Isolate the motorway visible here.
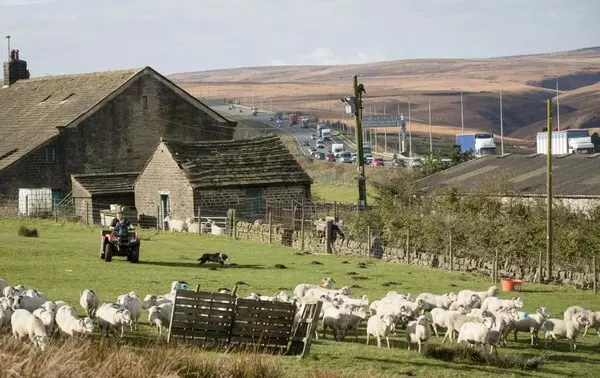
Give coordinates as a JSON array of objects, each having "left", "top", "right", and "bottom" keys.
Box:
[{"left": 207, "top": 101, "right": 394, "bottom": 166}]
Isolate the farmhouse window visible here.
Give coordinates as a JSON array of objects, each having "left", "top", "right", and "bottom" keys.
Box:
[
  {"left": 142, "top": 95, "right": 148, "bottom": 110},
  {"left": 45, "top": 147, "right": 57, "bottom": 163}
]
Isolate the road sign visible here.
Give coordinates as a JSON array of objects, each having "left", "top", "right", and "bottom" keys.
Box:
[{"left": 362, "top": 115, "right": 404, "bottom": 128}]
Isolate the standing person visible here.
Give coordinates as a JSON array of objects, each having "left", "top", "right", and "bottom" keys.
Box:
[
  {"left": 329, "top": 222, "right": 345, "bottom": 253},
  {"left": 371, "top": 232, "right": 383, "bottom": 259}
]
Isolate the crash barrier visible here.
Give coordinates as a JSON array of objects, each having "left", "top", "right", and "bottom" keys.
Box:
[{"left": 167, "top": 289, "right": 304, "bottom": 354}]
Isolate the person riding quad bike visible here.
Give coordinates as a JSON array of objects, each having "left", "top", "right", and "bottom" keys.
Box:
[{"left": 110, "top": 211, "right": 133, "bottom": 234}]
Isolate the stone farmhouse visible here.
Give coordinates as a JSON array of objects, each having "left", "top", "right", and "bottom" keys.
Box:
[
  {"left": 134, "top": 135, "right": 312, "bottom": 224},
  {"left": 0, "top": 49, "right": 237, "bottom": 201}
]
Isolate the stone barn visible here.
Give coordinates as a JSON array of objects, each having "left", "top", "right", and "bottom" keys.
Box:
[
  {"left": 71, "top": 172, "right": 140, "bottom": 224},
  {"left": 134, "top": 135, "right": 312, "bottom": 225}
]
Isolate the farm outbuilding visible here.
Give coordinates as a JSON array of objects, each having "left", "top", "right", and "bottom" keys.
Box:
[
  {"left": 71, "top": 172, "right": 140, "bottom": 224},
  {"left": 134, "top": 135, "right": 312, "bottom": 226},
  {"left": 417, "top": 153, "right": 600, "bottom": 211}
]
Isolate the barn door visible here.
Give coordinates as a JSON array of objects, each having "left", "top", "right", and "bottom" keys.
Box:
[{"left": 246, "top": 187, "right": 263, "bottom": 220}]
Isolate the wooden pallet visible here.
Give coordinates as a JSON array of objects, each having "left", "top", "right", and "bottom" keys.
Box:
[{"left": 286, "top": 300, "right": 323, "bottom": 358}]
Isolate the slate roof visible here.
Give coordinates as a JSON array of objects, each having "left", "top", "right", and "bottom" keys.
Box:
[
  {"left": 161, "top": 135, "right": 312, "bottom": 188},
  {"left": 0, "top": 66, "right": 234, "bottom": 172},
  {"left": 71, "top": 172, "right": 140, "bottom": 195},
  {"left": 417, "top": 153, "right": 600, "bottom": 197}
]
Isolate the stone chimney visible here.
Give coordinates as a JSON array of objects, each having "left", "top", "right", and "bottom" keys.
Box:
[{"left": 3, "top": 49, "right": 30, "bottom": 86}]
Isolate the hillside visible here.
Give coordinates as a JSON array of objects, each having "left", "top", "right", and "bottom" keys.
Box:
[{"left": 170, "top": 47, "right": 600, "bottom": 140}]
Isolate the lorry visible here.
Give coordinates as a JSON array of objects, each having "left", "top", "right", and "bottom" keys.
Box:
[
  {"left": 289, "top": 113, "right": 298, "bottom": 125},
  {"left": 456, "top": 133, "right": 497, "bottom": 157},
  {"left": 332, "top": 143, "right": 345, "bottom": 157},
  {"left": 321, "top": 128, "right": 331, "bottom": 141},
  {"left": 536, "top": 129, "right": 596, "bottom": 155},
  {"left": 301, "top": 116, "right": 310, "bottom": 128},
  {"left": 362, "top": 142, "right": 372, "bottom": 156}
]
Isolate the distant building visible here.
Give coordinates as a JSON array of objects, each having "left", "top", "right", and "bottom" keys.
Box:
[
  {"left": 134, "top": 135, "right": 312, "bottom": 224},
  {"left": 0, "top": 49, "right": 237, "bottom": 199},
  {"left": 417, "top": 153, "right": 600, "bottom": 211}
]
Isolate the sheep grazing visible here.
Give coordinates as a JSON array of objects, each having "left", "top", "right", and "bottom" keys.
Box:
[
  {"left": 487, "top": 307, "right": 520, "bottom": 349},
  {"left": 0, "top": 279, "right": 7, "bottom": 297},
  {"left": 322, "top": 303, "right": 355, "bottom": 341},
  {"left": 563, "top": 305, "right": 590, "bottom": 322},
  {"left": 293, "top": 277, "right": 335, "bottom": 298},
  {"left": 345, "top": 305, "right": 368, "bottom": 342},
  {"left": 542, "top": 313, "right": 590, "bottom": 351},
  {"left": 163, "top": 216, "right": 187, "bottom": 232},
  {"left": 0, "top": 297, "right": 13, "bottom": 330},
  {"left": 96, "top": 303, "right": 133, "bottom": 338},
  {"left": 334, "top": 294, "right": 369, "bottom": 308},
  {"left": 185, "top": 218, "right": 200, "bottom": 233},
  {"left": 509, "top": 306, "right": 551, "bottom": 346},
  {"left": 480, "top": 296, "right": 523, "bottom": 312},
  {"left": 406, "top": 315, "right": 431, "bottom": 353},
  {"left": 449, "top": 294, "right": 480, "bottom": 311},
  {"left": 148, "top": 302, "right": 173, "bottom": 337},
  {"left": 305, "top": 286, "right": 353, "bottom": 301},
  {"left": 457, "top": 315, "right": 496, "bottom": 354},
  {"left": 117, "top": 292, "right": 142, "bottom": 331},
  {"left": 582, "top": 311, "right": 600, "bottom": 338},
  {"left": 457, "top": 286, "right": 498, "bottom": 309},
  {"left": 32, "top": 307, "right": 57, "bottom": 336},
  {"left": 442, "top": 311, "right": 490, "bottom": 344},
  {"left": 430, "top": 306, "right": 469, "bottom": 338},
  {"left": 415, "top": 292, "right": 457, "bottom": 311},
  {"left": 56, "top": 306, "right": 94, "bottom": 337},
  {"left": 11, "top": 309, "right": 50, "bottom": 351},
  {"left": 11, "top": 289, "right": 48, "bottom": 312},
  {"left": 366, "top": 314, "right": 395, "bottom": 349},
  {"left": 142, "top": 294, "right": 173, "bottom": 309},
  {"left": 79, "top": 289, "right": 100, "bottom": 318}
]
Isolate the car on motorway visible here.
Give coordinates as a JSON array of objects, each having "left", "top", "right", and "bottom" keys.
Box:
[
  {"left": 316, "top": 142, "right": 325, "bottom": 149},
  {"left": 317, "top": 152, "right": 326, "bottom": 160},
  {"left": 371, "top": 158, "right": 385, "bottom": 167},
  {"left": 276, "top": 119, "right": 283, "bottom": 127},
  {"left": 339, "top": 151, "right": 353, "bottom": 164},
  {"left": 308, "top": 147, "right": 317, "bottom": 154},
  {"left": 325, "top": 153, "right": 336, "bottom": 162},
  {"left": 351, "top": 153, "right": 357, "bottom": 162},
  {"left": 406, "top": 157, "right": 423, "bottom": 168},
  {"left": 310, "top": 134, "right": 317, "bottom": 140},
  {"left": 364, "top": 154, "right": 373, "bottom": 165}
]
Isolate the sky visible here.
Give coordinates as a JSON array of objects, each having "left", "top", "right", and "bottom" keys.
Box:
[{"left": 0, "top": 0, "right": 598, "bottom": 77}]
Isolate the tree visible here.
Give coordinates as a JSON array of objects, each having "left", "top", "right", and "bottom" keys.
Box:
[
  {"left": 591, "top": 132, "right": 600, "bottom": 153},
  {"left": 450, "top": 144, "right": 474, "bottom": 165},
  {"left": 421, "top": 155, "right": 445, "bottom": 176}
]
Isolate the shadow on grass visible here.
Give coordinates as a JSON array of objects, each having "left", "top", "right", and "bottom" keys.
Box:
[{"left": 137, "top": 261, "right": 265, "bottom": 269}]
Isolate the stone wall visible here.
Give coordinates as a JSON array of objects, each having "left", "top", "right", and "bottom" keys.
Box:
[{"left": 234, "top": 221, "right": 598, "bottom": 289}]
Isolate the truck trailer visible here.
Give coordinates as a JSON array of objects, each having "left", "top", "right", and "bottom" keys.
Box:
[
  {"left": 536, "top": 129, "right": 595, "bottom": 155},
  {"left": 456, "top": 133, "right": 497, "bottom": 157}
]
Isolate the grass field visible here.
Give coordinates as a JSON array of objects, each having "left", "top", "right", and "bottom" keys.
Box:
[{"left": 1, "top": 218, "right": 600, "bottom": 377}]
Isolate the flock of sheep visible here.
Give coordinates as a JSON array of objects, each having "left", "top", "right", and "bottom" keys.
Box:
[
  {"left": 1, "top": 276, "right": 599, "bottom": 356},
  {"left": 162, "top": 216, "right": 225, "bottom": 235}
]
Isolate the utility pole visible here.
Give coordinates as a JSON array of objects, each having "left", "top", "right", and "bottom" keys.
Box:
[
  {"left": 408, "top": 101, "right": 412, "bottom": 157},
  {"left": 5, "top": 35, "right": 10, "bottom": 61},
  {"left": 460, "top": 90, "right": 464, "bottom": 134},
  {"left": 546, "top": 98, "right": 553, "bottom": 283},
  {"left": 556, "top": 78, "right": 560, "bottom": 131},
  {"left": 428, "top": 99, "right": 432, "bottom": 156},
  {"left": 353, "top": 76, "right": 367, "bottom": 210},
  {"left": 500, "top": 85, "right": 504, "bottom": 155}
]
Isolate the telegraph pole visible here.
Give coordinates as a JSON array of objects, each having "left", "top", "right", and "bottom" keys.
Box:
[
  {"left": 352, "top": 76, "right": 367, "bottom": 210},
  {"left": 546, "top": 98, "right": 553, "bottom": 282}
]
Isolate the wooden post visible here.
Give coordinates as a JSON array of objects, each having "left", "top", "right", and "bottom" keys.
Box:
[
  {"left": 53, "top": 199, "right": 57, "bottom": 222},
  {"left": 334, "top": 201, "right": 338, "bottom": 222},
  {"left": 157, "top": 205, "right": 160, "bottom": 231},
  {"left": 494, "top": 249, "right": 499, "bottom": 283},
  {"left": 268, "top": 211, "right": 273, "bottom": 244},
  {"left": 232, "top": 285, "right": 239, "bottom": 296},
  {"left": 406, "top": 229, "right": 410, "bottom": 264},
  {"left": 300, "top": 206, "right": 305, "bottom": 251},
  {"left": 325, "top": 220, "right": 332, "bottom": 254},
  {"left": 195, "top": 284, "right": 200, "bottom": 292},
  {"left": 86, "top": 201, "right": 89, "bottom": 226},
  {"left": 197, "top": 206, "right": 201, "bottom": 235},
  {"left": 594, "top": 255, "right": 597, "bottom": 295},
  {"left": 232, "top": 209, "right": 237, "bottom": 240},
  {"left": 449, "top": 231, "right": 453, "bottom": 272},
  {"left": 25, "top": 195, "right": 28, "bottom": 217},
  {"left": 367, "top": 226, "right": 372, "bottom": 258}
]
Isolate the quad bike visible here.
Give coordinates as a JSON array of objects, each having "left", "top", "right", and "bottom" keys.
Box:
[{"left": 100, "top": 227, "right": 140, "bottom": 263}]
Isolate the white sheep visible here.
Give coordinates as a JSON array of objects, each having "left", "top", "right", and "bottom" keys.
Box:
[
  {"left": 541, "top": 313, "right": 590, "bottom": 351},
  {"left": 293, "top": 277, "right": 335, "bottom": 298},
  {"left": 79, "top": 289, "right": 100, "bottom": 318},
  {"left": 96, "top": 303, "right": 133, "bottom": 338},
  {"left": 406, "top": 314, "right": 431, "bottom": 353},
  {"left": 334, "top": 294, "right": 369, "bottom": 308},
  {"left": 415, "top": 292, "right": 457, "bottom": 311},
  {"left": 211, "top": 221, "right": 225, "bottom": 235},
  {"left": 164, "top": 215, "right": 187, "bottom": 232},
  {"left": 457, "top": 286, "right": 498, "bottom": 309},
  {"left": 305, "top": 286, "right": 353, "bottom": 301},
  {"left": 54, "top": 301, "right": 68, "bottom": 310},
  {"left": 511, "top": 307, "right": 551, "bottom": 346},
  {"left": 117, "top": 292, "right": 142, "bottom": 331},
  {"left": 366, "top": 314, "right": 395, "bottom": 349},
  {"left": 185, "top": 218, "right": 200, "bottom": 233},
  {"left": 3, "top": 284, "right": 26, "bottom": 298},
  {"left": 322, "top": 303, "right": 354, "bottom": 341},
  {"left": 563, "top": 305, "right": 590, "bottom": 322},
  {"left": 449, "top": 293, "right": 480, "bottom": 311},
  {"left": 430, "top": 306, "right": 469, "bottom": 338},
  {"left": 0, "top": 279, "right": 7, "bottom": 297},
  {"left": 55, "top": 306, "right": 94, "bottom": 337},
  {"left": 11, "top": 309, "right": 50, "bottom": 351},
  {"left": 582, "top": 311, "right": 600, "bottom": 339},
  {"left": 442, "top": 311, "right": 489, "bottom": 344},
  {"left": 487, "top": 307, "right": 520, "bottom": 349},
  {"left": 32, "top": 307, "right": 56, "bottom": 336},
  {"left": 457, "top": 315, "right": 496, "bottom": 353},
  {"left": 141, "top": 294, "right": 172, "bottom": 309},
  {"left": 12, "top": 290, "right": 47, "bottom": 312},
  {"left": 0, "top": 298, "right": 13, "bottom": 330},
  {"left": 345, "top": 305, "right": 368, "bottom": 342},
  {"left": 480, "top": 296, "right": 523, "bottom": 312},
  {"left": 148, "top": 302, "right": 174, "bottom": 337}
]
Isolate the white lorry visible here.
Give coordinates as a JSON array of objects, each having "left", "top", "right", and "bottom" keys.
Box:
[
  {"left": 536, "top": 129, "right": 595, "bottom": 155},
  {"left": 321, "top": 128, "right": 332, "bottom": 141},
  {"left": 332, "top": 143, "right": 344, "bottom": 157}
]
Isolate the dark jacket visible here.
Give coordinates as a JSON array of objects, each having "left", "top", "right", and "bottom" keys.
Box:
[
  {"left": 331, "top": 223, "right": 345, "bottom": 242},
  {"left": 112, "top": 218, "right": 130, "bottom": 233}
]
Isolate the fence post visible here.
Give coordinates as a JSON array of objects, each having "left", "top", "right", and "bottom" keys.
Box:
[
  {"left": 367, "top": 226, "right": 372, "bottom": 257},
  {"left": 300, "top": 206, "right": 305, "bottom": 251},
  {"left": 156, "top": 206, "right": 160, "bottom": 231},
  {"left": 406, "top": 229, "right": 410, "bottom": 264},
  {"left": 449, "top": 232, "right": 453, "bottom": 272},
  {"left": 493, "top": 249, "right": 499, "bottom": 284},
  {"left": 197, "top": 206, "right": 201, "bottom": 235},
  {"left": 233, "top": 209, "right": 237, "bottom": 240},
  {"left": 53, "top": 199, "right": 57, "bottom": 222},
  {"left": 594, "top": 255, "right": 597, "bottom": 295},
  {"left": 268, "top": 211, "right": 273, "bottom": 244},
  {"left": 25, "top": 195, "right": 28, "bottom": 218},
  {"left": 325, "top": 220, "right": 332, "bottom": 254},
  {"left": 334, "top": 201, "right": 338, "bottom": 222}
]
